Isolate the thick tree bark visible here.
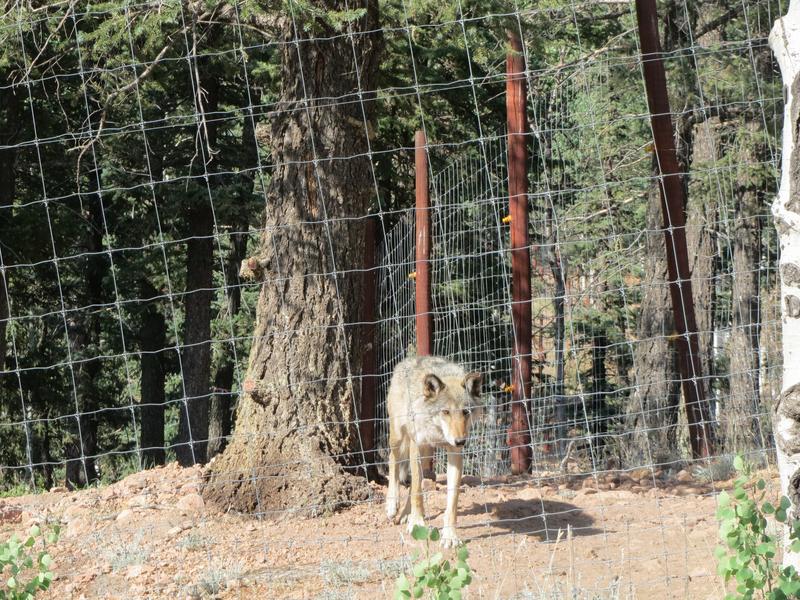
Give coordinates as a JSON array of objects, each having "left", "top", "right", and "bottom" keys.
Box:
[
  {"left": 769, "top": 3, "right": 800, "bottom": 569},
  {"left": 139, "top": 279, "right": 166, "bottom": 467},
  {"left": 625, "top": 184, "right": 681, "bottom": 463},
  {"left": 726, "top": 120, "right": 765, "bottom": 453},
  {"left": 204, "top": 2, "right": 382, "bottom": 514},
  {"left": 685, "top": 118, "right": 718, "bottom": 419}
]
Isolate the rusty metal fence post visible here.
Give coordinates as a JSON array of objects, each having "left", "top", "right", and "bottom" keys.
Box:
[
  {"left": 506, "top": 31, "right": 533, "bottom": 474},
  {"left": 359, "top": 215, "right": 378, "bottom": 480},
  {"left": 635, "top": 0, "right": 713, "bottom": 458},
  {"left": 415, "top": 130, "right": 435, "bottom": 477}
]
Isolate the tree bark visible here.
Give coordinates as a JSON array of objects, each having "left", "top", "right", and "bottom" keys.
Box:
[
  {"left": 726, "top": 120, "right": 765, "bottom": 453},
  {"left": 769, "top": 3, "right": 800, "bottom": 569},
  {"left": 139, "top": 279, "right": 166, "bottom": 467},
  {"left": 204, "top": 2, "right": 382, "bottom": 514},
  {"left": 625, "top": 184, "right": 681, "bottom": 463},
  {"left": 685, "top": 120, "right": 717, "bottom": 394}
]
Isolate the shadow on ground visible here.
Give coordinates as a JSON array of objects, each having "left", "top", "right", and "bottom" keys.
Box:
[{"left": 460, "top": 498, "right": 603, "bottom": 541}]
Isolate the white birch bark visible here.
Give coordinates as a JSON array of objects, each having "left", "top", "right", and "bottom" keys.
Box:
[{"left": 770, "top": 0, "right": 800, "bottom": 570}]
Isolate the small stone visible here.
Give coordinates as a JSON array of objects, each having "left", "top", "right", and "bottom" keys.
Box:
[
  {"left": 62, "top": 504, "right": 84, "bottom": 521},
  {"left": 167, "top": 526, "right": 183, "bottom": 538},
  {"left": 629, "top": 468, "right": 651, "bottom": 482},
  {"left": 676, "top": 469, "right": 693, "bottom": 483},
  {"left": 101, "top": 487, "right": 117, "bottom": 501},
  {"left": 116, "top": 509, "right": 135, "bottom": 522},
  {"left": 176, "top": 493, "right": 205, "bottom": 514},
  {"left": 126, "top": 564, "right": 144, "bottom": 579},
  {"left": 128, "top": 494, "right": 151, "bottom": 508},
  {"left": 580, "top": 488, "right": 598, "bottom": 495},
  {"left": 65, "top": 516, "right": 91, "bottom": 538},
  {"left": 49, "top": 486, "right": 69, "bottom": 493}
]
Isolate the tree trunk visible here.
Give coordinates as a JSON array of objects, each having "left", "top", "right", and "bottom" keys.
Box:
[
  {"left": 685, "top": 118, "right": 718, "bottom": 421},
  {"left": 65, "top": 185, "right": 105, "bottom": 489},
  {"left": 174, "top": 75, "right": 220, "bottom": 466},
  {"left": 0, "top": 85, "right": 21, "bottom": 373},
  {"left": 139, "top": 279, "right": 166, "bottom": 467},
  {"left": 204, "top": 2, "right": 382, "bottom": 514},
  {"left": 769, "top": 3, "right": 800, "bottom": 569},
  {"left": 206, "top": 230, "right": 248, "bottom": 459},
  {"left": 726, "top": 120, "right": 765, "bottom": 453},
  {"left": 625, "top": 184, "right": 681, "bottom": 464},
  {"left": 175, "top": 201, "right": 214, "bottom": 466}
]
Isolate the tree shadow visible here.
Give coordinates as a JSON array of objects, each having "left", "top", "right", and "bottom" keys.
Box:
[{"left": 458, "top": 498, "right": 603, "bottom": 541}]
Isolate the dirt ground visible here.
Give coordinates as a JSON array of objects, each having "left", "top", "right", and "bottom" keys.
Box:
[{"left": 0, "top": 462, "right": 765, "bottom": 599}]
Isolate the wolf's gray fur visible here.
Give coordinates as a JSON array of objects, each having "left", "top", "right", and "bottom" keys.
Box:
[{"left": 385, "top": 355, "right": 481, "bottom": 547}]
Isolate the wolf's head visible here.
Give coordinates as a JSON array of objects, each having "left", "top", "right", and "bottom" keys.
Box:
[{"left": 422, "top": 371, "right": 482, "bottom": 447}]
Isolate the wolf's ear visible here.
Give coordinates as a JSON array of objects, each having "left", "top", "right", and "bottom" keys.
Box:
[
  {"left": 423, "top": 373, "right": 445, "bottom": 399},
  {"left": 463, "top": 372, "right": 482, "bottom": 397}
]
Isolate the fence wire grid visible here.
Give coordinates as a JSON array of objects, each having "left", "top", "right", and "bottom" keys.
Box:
[{"left": 0, "top": 0, "right": 787, "bottom": 597}]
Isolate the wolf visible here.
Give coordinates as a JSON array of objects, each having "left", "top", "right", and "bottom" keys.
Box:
[{"left": 385, "top": 355, "right": 482, "bottom": 548}]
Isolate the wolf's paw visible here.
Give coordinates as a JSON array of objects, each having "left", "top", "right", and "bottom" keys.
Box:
[
  {"left": 386, "top": 497, "right": 398, "bottom": 520},
  {"left": 406, "top": 514, "right": 426, "bottom": 534},
  {"left": 440, "top": 526, "right": 461, "bottom": 548}
]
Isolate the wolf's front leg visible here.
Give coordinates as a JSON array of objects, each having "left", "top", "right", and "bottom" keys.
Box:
[
  {"left": 441, "top": 448, "right": 464, "bottom": 547},
  {"left": 386, "top": 435, "right": 402, "bottom": 520},
  {"left": 406, "top": 439, "right": 426, "bottom": 533}
]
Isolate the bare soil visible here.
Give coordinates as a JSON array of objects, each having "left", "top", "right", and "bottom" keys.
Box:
[{"left": 0, "top": 462, "right": 765, "bottom": 599}]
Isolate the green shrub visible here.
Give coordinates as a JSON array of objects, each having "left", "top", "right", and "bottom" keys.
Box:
[
  {"left": 395, "top": 525, "right": 472, "bottom": 600},
  {"left": 0, "top": 524, "right": 59, "bottom": 600},
  {"left": 715, "top": 455, "right": 800, "bottom": 599}
]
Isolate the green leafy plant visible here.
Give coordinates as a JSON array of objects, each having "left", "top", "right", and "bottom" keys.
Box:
[
  {"left": 0, "top": 524, "right": 59, "bottom": 599},
  {"left": 395, "top": 525, "right": 472, "bottom": 600},
  {"left": 715, "top": 455, "right": 800, "bottom": 599}
]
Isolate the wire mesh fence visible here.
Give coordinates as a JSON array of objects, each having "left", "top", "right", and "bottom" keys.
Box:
[{"left": 0, "top": 0, "right": 788, "bottom": 596}]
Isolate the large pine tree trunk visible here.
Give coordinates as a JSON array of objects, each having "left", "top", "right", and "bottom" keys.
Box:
[
  {"left": 685, "top": 119, "right": 718, "bottom": 420},
  {"left": 204, "top": 2, "right": 381, "bottom": 514},
  {"left": 625, "top": 184, "right": 681, "bottom": 463},
  {"left": 726, "top": 120, "right": 765, "bottom": 453},
  {"left": 770, "top": 2, "right": 800, "bottom": 569}
]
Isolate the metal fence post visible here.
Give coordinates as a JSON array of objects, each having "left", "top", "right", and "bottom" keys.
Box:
[
  {"left": 507, "top": 31, "right": 533, "bottom": 474},
  {"left": 415, "top": 130, "right": 435, "bottom": 478},
  {"left": 359, "top": 215, "right": 378, "bottom": 480}
]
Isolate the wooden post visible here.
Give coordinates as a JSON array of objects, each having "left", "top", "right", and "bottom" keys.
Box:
[
  {"left": 359, "top": 215, "right": 378, "bottom": 480},
  {"left": 507, "top": 31, "right": 533, "bottom": 474},
  {"left": 635, "top": 0, "right": 713, "bottom": 458},
  {"left": 415, "top": 130, "right": 435, "bottom": 478},
  {"left": 415, "top": 130, "right": 433, "bottom": 356}
]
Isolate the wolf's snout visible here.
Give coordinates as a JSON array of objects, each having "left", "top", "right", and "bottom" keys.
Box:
[{"left": 454, "top": 438, "right": 467, "bottom": 447}]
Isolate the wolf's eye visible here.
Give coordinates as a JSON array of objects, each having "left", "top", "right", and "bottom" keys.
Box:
[{"left": 441, "top": 409, "right": 450, "bottom": 416}]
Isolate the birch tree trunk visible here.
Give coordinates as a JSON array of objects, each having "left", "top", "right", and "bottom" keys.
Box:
[{"left": 769, "top": 2, "right": 800, "bottom": 569}]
